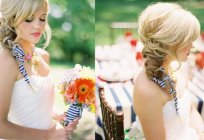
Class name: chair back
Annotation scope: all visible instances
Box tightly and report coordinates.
[99,86,125,140]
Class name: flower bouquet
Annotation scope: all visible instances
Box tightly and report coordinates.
[58,64,95,126]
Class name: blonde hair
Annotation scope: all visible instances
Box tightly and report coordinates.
[0,0,51,49]
[138,2,200,79]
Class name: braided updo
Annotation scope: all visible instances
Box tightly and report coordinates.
[138,2,200,80]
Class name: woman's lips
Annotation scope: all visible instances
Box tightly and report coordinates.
[31,32,41,37]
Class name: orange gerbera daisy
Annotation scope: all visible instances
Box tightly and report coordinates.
[75,78,95,103]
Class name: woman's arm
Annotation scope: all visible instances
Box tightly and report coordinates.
[133,75,166,140]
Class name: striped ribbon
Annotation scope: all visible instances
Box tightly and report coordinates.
[62,101,83,126]
[8,40,30,84]
[152,68,180,117]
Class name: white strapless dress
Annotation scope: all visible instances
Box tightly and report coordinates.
[128,89,199,140]
[8,75,55,130]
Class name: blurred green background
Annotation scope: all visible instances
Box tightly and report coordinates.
[42,0,95,68]
[96,0,204,45]
[47,1,95,139]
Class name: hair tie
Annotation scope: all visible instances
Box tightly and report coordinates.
[8,40,30,84]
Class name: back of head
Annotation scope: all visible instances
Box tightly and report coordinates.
[0,0,50,49]
[138,2,200,79]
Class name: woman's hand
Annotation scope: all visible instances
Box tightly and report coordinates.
[52,113,80,140]
[47,117,80,140]
[64,117,80,133]
[52,112,66,122]
[47,124,70,140]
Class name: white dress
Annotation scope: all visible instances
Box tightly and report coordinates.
[8,75,55,129]
[127,89,199,140]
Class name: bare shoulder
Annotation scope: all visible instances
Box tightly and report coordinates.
[133,70,166,139]
[133,70,165,106]
[0,49,18,78]
[35,47,50,64]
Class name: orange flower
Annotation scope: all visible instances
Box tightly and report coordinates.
[75,78,95,103]
[65,83,77,103]
[85,90,95,105]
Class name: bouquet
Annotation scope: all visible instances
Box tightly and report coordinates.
[58,64,95,126]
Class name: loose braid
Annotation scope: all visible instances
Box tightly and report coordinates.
[0,18,17,49]
[142,38,180,116]
[142,39,169,79]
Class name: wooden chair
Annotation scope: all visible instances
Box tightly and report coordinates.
[98,86,125,140]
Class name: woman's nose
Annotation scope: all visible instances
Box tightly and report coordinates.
[33,20,43,29]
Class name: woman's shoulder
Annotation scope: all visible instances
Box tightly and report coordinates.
[0,48,18,79]
[134,70,162,97]
[0,48,17,67]
[133,70,166,105]
[35,47,50,64]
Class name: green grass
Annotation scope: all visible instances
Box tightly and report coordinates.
[96,0,204,45]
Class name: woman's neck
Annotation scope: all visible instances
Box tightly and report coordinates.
[17,40,35,54]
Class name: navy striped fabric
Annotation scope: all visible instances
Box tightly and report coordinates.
[123,86,136,122]
[9,40,30,84]
[62,101,83,126]
[109,86,122,111]
[152,69,180,117]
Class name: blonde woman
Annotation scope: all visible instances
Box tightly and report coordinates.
[0,0,79,139]
[132,2,204,140]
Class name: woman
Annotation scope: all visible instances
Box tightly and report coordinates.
[0,0,79,139]
[132,2,204,140]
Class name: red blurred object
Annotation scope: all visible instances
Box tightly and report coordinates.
[201,32,204,41]
[195,52,204,69]
[130,39,137,47]
[125,31,132,37]
[136,52,143,61]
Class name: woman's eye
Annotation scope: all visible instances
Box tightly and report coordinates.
[25,19,33,22]
[40,18,46,22]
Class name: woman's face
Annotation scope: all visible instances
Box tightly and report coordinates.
[16,4,47,45]
[177,43,193,62]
